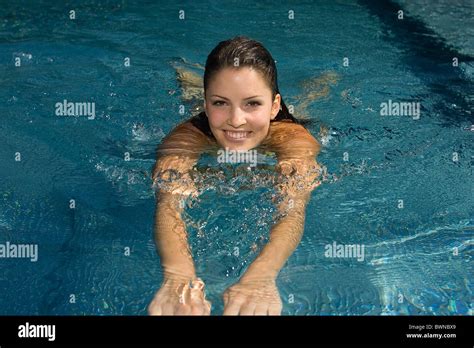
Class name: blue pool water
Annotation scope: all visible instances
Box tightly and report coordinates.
[0,0,472,315]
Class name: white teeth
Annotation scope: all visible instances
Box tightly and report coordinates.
[225,131,249,139]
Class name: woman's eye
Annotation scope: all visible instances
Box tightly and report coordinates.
[212,101,260,107]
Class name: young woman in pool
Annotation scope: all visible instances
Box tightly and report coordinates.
[148,36,322,315]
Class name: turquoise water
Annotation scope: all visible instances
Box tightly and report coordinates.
[0,0,472,315]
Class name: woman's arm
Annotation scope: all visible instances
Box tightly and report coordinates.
[149,121,213,315]
[223,121,321,315]
[154,189,196,280]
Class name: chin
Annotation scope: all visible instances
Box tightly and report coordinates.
[221,142,249,151]
[219,140,252,151]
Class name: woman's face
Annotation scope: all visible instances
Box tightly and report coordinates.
[204,67,281,151]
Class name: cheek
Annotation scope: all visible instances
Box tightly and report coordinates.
[248,111,271,131]
[207,109,227,127]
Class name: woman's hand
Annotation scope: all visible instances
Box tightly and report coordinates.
[148,277,211,315]
[222,278,282,315]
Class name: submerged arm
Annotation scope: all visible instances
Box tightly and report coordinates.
[245,121,321,280]
[151,121,210,278]
[241,159,320,282]
[223,121,321,315]
[149,121,213,315]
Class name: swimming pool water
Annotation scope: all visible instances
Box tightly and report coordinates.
[0,0,472,315]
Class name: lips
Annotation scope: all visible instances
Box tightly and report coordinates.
[223,130,251,141]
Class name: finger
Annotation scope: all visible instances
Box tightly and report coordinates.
[175,304,191,315]
[222,288,243,306]
[254,304,269,316]
[189,286,205,304]
[161,303,175,315]
[148,303,162,316]
[239,302,256,316]
[189,287,210,315]
[222,291,230,307]
[268,303,282,316]
[190,304,205,315]
[190,278,205,291]
[203,300,212,315]
[189,298,212,315]
[223,301,242,316]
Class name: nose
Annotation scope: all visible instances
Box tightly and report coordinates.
[228,107,247,128]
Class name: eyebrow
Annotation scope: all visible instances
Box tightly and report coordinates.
[211,95,263,100]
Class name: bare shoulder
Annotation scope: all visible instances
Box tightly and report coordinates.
[157,120,214,157]
[262,121,322,199]
[152,120,213,181]
[264,120,320,160]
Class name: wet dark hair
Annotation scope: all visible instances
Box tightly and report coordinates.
[191,36,304,138]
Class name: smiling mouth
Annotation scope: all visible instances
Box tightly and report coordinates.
[223,130,252,141]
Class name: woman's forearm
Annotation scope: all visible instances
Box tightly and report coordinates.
[241,194,309,282]
[154,192,196,281]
